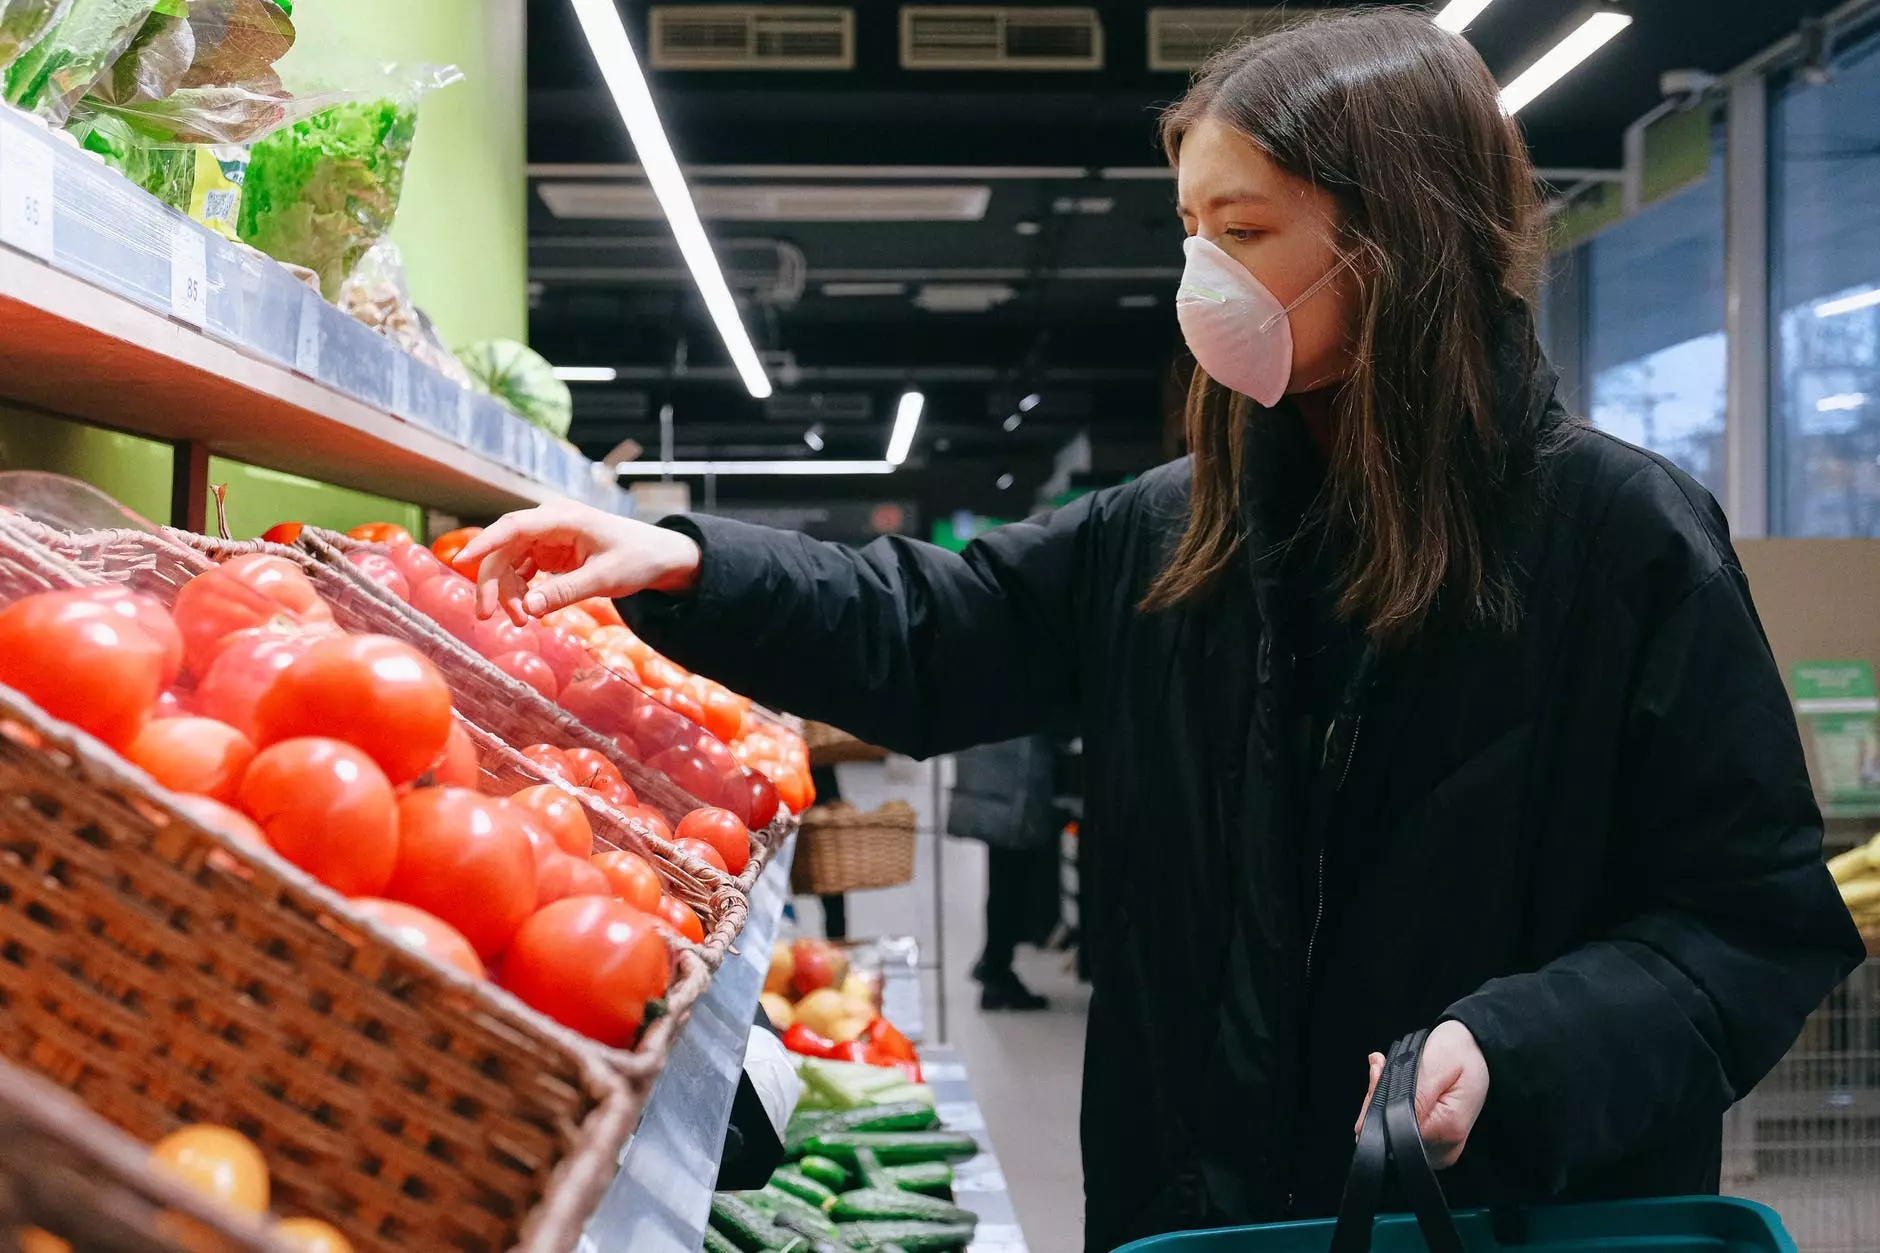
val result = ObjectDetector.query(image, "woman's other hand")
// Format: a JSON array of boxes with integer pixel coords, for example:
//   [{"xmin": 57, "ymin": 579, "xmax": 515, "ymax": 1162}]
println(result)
[
  {"xmin": 456, "ymin": 503, "xmax": 702, "ymax": 625},
  {"xmin": 1352, "ymin": 1020, "xmax": 1490, "ymax": 1169}
]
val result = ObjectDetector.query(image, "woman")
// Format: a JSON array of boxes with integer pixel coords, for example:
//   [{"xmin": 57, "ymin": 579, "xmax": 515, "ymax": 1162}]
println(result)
[{"xmin": 462, "ymin": 11, "xmax": 1861, "ymax": 1250}]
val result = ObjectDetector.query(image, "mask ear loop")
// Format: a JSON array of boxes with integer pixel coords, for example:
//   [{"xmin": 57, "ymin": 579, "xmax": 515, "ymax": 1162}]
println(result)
[{"xmin": 1256, "ymin": 250, "xmax": 1358, "ymax": 333}]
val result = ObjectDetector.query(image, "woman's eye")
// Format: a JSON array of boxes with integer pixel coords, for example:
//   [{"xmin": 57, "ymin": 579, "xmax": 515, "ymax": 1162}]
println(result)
[{"xmin": 1224, "ymin": 228, "xmax": 1262, "ymax": 243}]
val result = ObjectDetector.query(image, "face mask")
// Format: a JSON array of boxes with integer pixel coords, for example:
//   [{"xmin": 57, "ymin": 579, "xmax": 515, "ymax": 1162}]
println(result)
[{"xmin": 1175, "ymin": 235, "xmax": 1344, "ymax": 407}]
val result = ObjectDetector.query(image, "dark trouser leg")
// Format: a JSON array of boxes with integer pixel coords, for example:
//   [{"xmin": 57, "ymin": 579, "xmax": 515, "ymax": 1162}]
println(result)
[
  {"xmin": 821, "ymin": 893, "xmax": 848, "ymax": 940},
  {"xmin": 979, "ymin": 847, "xmax": 1028, "ymax": 975}
]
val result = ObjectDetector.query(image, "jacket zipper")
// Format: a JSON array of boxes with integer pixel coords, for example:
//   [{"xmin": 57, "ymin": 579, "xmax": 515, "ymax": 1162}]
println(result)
[{"xmin": 1304, "ymin": 714, "xmax": 1361, "ymax": 986}]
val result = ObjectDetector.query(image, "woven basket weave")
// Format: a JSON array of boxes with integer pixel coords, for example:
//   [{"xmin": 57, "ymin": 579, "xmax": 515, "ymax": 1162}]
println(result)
[
  {"xmin": 0, "ymin": 522, "xmax": 713, "ymax": 1252},
  {"xmin": 790, "ymin": 801, "xmax": 918, "ymax": 895},
  {"xmin": 803, "ymin": 720, "xmax": 891, "ymax": 766}
]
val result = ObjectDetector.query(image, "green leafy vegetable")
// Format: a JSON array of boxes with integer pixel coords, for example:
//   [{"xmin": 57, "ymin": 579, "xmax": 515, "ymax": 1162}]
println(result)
[
  {"xmin": 238, "ymin": 97, "xmax": 418, "ymax": 300},
  {"xmin": 3, "ymin": 0, "xmax": 159, "ymax": 121},
  {"xmin": 457, "ymin": 340, "xmax": 575, "ymax": 438},
  {"xmin": 0, "ymin": 0, "xmax": 73, "ymax": 73},
  {"xmin": 68, "ymin": 108, "xmax": 194, "ymax": 208}
]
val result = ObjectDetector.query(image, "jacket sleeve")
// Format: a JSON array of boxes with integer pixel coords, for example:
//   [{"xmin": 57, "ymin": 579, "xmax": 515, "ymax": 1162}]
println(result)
[
  {"xmin": 1444, "ymin": 560, "xmax": 1865, "ymax": 1195},
  {"xmin": 622, "ymin": 496, "xmax": 1104, "ymax": 759}
]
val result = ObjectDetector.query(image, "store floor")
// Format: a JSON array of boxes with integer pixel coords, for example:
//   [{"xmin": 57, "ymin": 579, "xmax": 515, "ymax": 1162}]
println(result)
[{"xmin": 794, "ymin": 757, "xmax": 1091, "ymax": 1253}]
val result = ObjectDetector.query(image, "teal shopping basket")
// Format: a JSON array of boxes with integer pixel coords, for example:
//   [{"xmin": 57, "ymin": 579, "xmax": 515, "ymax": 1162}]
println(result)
[{"xmin": 1115, "ymin": 1032, "xmax": 1795, "ymax": 1253}]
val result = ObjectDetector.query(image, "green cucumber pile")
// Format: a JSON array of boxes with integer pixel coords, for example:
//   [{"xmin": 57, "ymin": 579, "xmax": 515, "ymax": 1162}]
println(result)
[{"xmin": 708, "ymin": 1097, "xmax": 982, "ymax": 1252}]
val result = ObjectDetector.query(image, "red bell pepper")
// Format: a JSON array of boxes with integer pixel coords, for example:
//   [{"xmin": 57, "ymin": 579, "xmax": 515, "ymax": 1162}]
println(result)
[
  {"xmin": 782, "ymin": 1024, "xmax": 841, "ymax": 1059},
  {"xmin": 865, "ymin": 1017, "xmax": 919, "ymax": 1067}
]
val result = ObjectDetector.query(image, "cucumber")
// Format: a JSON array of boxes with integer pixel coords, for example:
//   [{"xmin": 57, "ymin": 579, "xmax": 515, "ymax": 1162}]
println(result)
[
  {"xmin": 853, "ymin": 1147, "xmax": 891, "ymax": 1191},
  {"xmin": 835, "ymin": 1221, "xmax": 977, "ymax": 1251},
  {"xmin": 797, "ymin": 1154, "xmax": 852, "ymax": 1192},
  {"xmin": 811, "ymin": 1101, "xmax": 938, "ymax": 1136},
  {"xmin": 831, "ymin": 1189, "xmax": 976, "ymax": 1225},
  {"xmin": 703, "ymin": 1226, "xmax": 744, "ymax": 1253},
  {"xmin": 880, "ymin": 1163, "xmax": 953, "ymax": 1197},
  {"xmin": 786, "ymin": 1111, "xmax": 831, "ymax": 1158},
  {"xmin": 769, "ymin": 1208, "xmax": 844, "ymax": 1253},
  {"xmin": 804, "ymin": 1131, "xmax": 979, "ymax": 1167},
  {"xmin": 770, "ymin": 1166, "xmax": 839, "ymax": 1211},
  {"xmin": 712, "ymin": 1194, "xmax": 806, "ymax": 1252},
  {"xmin": 748, "ymin": 1187, "xmax": 839, "ymax": 1238}
]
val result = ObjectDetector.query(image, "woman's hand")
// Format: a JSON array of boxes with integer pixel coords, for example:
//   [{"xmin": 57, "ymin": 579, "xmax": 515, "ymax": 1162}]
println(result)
[
  {"xmin": 455, "ymin": 502, "xmax": 702, "ymax": 625},
  {"xmin": 1352, "ymin": 1020, "xmax": 1490, "ymax": 1169}
]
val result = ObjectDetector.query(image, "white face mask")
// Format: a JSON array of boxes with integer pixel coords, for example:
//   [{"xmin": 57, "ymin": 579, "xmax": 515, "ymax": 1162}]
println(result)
[{"xmin": 1175, "ymin": 235, "xmax": 1345, "ymax": 407}]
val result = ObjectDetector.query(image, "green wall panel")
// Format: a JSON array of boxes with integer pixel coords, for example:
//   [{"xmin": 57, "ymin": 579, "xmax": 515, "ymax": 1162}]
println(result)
[
  {"xmin": 208, "ymin": 459, "xmax": 423, "ymax": 541},
  {"xmin": 0, "ymin": 406, "xmax": 173, "ymax": 522}
]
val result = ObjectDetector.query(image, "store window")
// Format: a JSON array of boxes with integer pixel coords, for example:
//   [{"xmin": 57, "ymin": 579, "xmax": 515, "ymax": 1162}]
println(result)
[
  {"xmin": 1583, "ymin": 132, "xmax": 1727, "ymax": 495},
  {"xmin": 1772, "ymin": 27, "xmax": 1880, "ymax": 536}
]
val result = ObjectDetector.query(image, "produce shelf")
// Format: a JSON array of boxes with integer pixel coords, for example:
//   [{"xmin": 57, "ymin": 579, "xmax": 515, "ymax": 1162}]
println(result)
[
  {"xmin": 583, "ymin": 839, "xmax": 798, "ymax": 1253},
  {"xmin": 922, "ymin": 1045, "xmax": 1032, "ymax": 1253},
  {"xmin": 0, "ymin": 106, "xmax": 624, "ymax": 520}
]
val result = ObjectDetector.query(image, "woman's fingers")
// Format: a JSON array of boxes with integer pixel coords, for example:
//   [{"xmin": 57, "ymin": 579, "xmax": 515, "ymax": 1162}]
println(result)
[
  {"xmin": 525, "ymin": 563, "xmax": 620, "ymax": 618},
  {"xmin": 1354, "ymin": 1052, "xmax": 1386, "ymax": 1138}
]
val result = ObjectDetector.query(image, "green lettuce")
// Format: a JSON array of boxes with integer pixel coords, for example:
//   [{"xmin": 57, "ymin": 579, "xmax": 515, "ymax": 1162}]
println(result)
[
  {"xmin": 3, "ymin": 0, "xmax": 159, "ymax": 121},
  {"xmin": 0, "ymin": 0, "xmax": 73, "ymax": 73}
]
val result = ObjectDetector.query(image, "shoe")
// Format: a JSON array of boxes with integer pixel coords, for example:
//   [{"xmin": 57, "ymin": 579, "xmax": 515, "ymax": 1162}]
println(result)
[{"xmin": 978, "ymin": 968, "xmax": 1048, "ymax": 1012}]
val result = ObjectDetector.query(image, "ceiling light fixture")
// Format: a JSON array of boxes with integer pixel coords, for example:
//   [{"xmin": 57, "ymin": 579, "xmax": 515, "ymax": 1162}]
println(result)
[
  {"xmin": 1019, "ymin": 393, "xmax": 1041, "ymax": 412},
  {"xmin": 1431, "ymin": 0, "xmax": 1497, "ymax": 34},
  {"xmin": 804, "ymin": 423, "xmax": 826, "ymax": 451},
  {"xmin": 886, "ymin": 391, "xmax": 926, "ymax": 466},
  {"xmin": 1004, "ymin": 414, "xmax": 1023, "ymax": 432},
  {"xmin": 1817, "ymin": 286, "xmax": 1880, "ymax": 319},
  {"xmin": 615, "ymin": 460, "xmax": 895, "ymax": 476},
  {"xmin": 1818, "ymin": 393, "xmax": 1869, "ymax": 413},
  {"xmin": 553, "ymin": 365, "xmax": 619, "ymax": 383},
  {"xmin": 566, "ymin": 0, "xmax": 772, "ymax": 399},
  {"xmin": 1499, "ymin": 7, "xmax": 1633, "ymax": 115},
  {"xmin": 996, "ymin": 473, "xmax": 1015, "ymax": 491}
]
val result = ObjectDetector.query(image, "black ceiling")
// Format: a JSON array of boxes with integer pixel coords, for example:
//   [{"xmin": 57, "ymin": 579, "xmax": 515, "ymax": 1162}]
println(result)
[{"xmin": 524, "ymin": 0, "xmax": 1832, "ymax": 520}]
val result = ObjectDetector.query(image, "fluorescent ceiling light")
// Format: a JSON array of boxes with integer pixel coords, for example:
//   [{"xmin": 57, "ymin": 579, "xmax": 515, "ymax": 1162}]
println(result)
[
  {"xmin": 615, "ymin": 460, "xmax": 894, "ymax": 476},
  {"xmin": 1818, "ymin": 393, "xmax": 1869, "ymax": 413},
  {"xmin": 1817, "ymin": 287, "xmax": 1880, "ymax": 318},
  {"xmin": 1499, "ymin": 10, "xmax": 1632, "ymax": 115},
  {"xmin": 567, "ymin": 0, "xmax": 771, "ymax": 399},
  {"xmin": 553, "ymin": 365, "xmax": 618, "ymax": 382},
  {"xmin": 1432, "ymin": 0, "xmax": 1497, "ymax": 34},
  {"xmin": 886, "ymin": 391, "xmax": 925, "ymax": 466},
  {"xmin": 537, "ymin": 182, "xmax": 991, "ymax": 223}
]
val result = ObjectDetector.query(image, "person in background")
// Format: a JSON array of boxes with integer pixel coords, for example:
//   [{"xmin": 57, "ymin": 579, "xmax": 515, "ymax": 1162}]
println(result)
[
  {"xmin": 457, "ymin": 11, "xmax": 1863, "ymax": 1249},
  {"xmin": 811, "ymin": 762, "xmax": 847, "ymax": 940},
  {"xmin": 946, "ymin": 734, "xmax": 1060, "ymax": 1010}
]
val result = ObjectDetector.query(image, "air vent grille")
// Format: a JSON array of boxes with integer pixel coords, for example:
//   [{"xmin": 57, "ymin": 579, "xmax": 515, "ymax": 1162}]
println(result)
[
  {"xmin": 650, "ymin": 6, "xmax": 854, "ymax": 69},
  {"xmin": 1147, "ymin": 8, "xmax": 1327, "ymax": 71},
  {"xmin": 901, "ymin": 6, "xmax": 1103, "ymax": 70}
]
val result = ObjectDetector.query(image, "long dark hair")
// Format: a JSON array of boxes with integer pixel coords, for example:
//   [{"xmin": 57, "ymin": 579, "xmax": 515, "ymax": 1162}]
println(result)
[{"xmin": 1144, "ymin": 8, "xmax": 1546, "ymax": 646}]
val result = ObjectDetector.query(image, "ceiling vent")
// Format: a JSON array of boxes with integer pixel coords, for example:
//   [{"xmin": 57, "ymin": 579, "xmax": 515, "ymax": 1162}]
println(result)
[
  {"xmin": 900, "ymin": 7, "xmax": 1103, "ymax": 70},
  {"xmin": 538, "ymin": 182, "xmax": 991, "ymax": 222},
  {"xmin": 1147, "ymin": 8, "xmax": 1325, "ymax": 72},
  {"xmin": 649, "ymin": 6, "xmax": 855, "ymax": 70},
  {"xmin": 764, "ymin": 392, "xmax": 875, "ymax": 422}
]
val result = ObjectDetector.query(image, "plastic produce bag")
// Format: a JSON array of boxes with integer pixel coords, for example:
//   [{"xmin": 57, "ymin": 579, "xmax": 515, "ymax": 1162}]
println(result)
[
  {"xmin": 0, "ymin": 0, "xmax": 73, "ymax": 73},
  {"xmin": 339, "ymin": 240, "xmax": 476, "ymax": 388},
  {"xmin": 456, "ymin": 340, "xmax": 574, "ymax": 439},
  {"xmin": 3, "ymin": 0, "xmax": 161, "ymax": 123},
  {"xmin": 84, "ymin": 0, "xmax": 297, "ymax": 143},
  {"xmin": 65, "ymin": 107, "xmax": 246, "ymax": 233},
  {"xmin": 237, "ymin": 65, "xmax": 459, "ymax": 300}
]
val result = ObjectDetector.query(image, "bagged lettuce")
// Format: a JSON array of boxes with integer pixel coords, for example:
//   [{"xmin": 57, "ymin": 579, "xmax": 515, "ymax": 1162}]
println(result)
[
  {"xmin": 3, "ymin": 0, "xmax": 160, "ymax": 122},
  {"xmin": 0, "ymin": 0, "xmax": 73, "ymax": 73}
]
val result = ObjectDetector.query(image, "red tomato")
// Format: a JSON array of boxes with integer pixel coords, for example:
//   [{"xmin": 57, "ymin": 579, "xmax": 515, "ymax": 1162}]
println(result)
[
  {"xmin": 473, "ymin": 614, "xmax": 538, "ymax": 660},
  {"xmin": 656, "ymin": 686, "xmax": 709, "ymax": 730},
  {"xmin": 410, "ymin": 575, "xmax": 478, "ymax": 645},
  {"xmin": 427, "ymin": 719, "xmax": 480, "ymax": 789},
  {"xmin": 388, "ymin": 540, "xmax": 449, "ymax": 588},
  {"xmin": 172, "ymin": 565, "xmax": 314, "ymax": 677},
  {"xmin": 491, "ymin": 650, "xmax": 558, "ymax": 700},
  {"xmin": 625, "ymin": 805, "xmax": 675, "ymax": 844},
  {"xmin": 431, "ymin": 527, "xmax": 486, "ymax": 578},
  {"xmin": 589, "ymin": 773, "xmax": 639, "ymax": 810},
  {"xmin": 591, "ymin": 849, "xmax": 663, "ymax": 913},
  {"xmin": 69, "ymin": 588, "xmax": 183, "ymax": 688},
  {"xmin": 646, "ymin": 743, "xmax": 727, "ymax": 808},
  {"xmin": 261, "ymin": 522, "xmax": 303, "ymax": 545},
  {"xmin": 611, "ymin": 733, "xmax": 643, "ymax": 763},
  {"xmin": 348, "ymin": 522, "xmax": 413, "ymax": 545},
  {"xmin": 254, "ymin": 635, "xmax": 453, "ymax": 786},
  {"xmin": 675, "ymin": 807, "xmax": 751, "ymax": 876},
  {"xmin": 0, "ymin": 590, "xmax": 167, "ymax": 749},
  {"xmin": 542, "ymin": 605, "xmax": 601, "ymax": 639},
  {"xmin": 699, "ymin": 685, "xmax": 745, "ymax": 743},
  {"xmin": 558, "ymin": 669, "xmax": 641, "ymax": 736},
  {"xmin": 531, "ymin": 851, "xmax": 580, "ymax": 908},
  {"xmin": 386, "ymin": 788, "xmax": 538, "ymax": 958},
  {"xmin": 674, "ymin": 837, "xmax": 729, "ymax": 875},
  {"xmin": 344, "ymin": 549, "xmax": 411, "ymax": 602},
  {"xmin": 223, "ymin": 554, "xmax": 333, "ymax": 624},
  {"xmin": 625, "ymin": 699, "xmax": 694, "ymax": 759},
  {"xmin": 237, "ymin": 738, "xmax": 399, "ymax": 895},
  {"xmin": 640, "ymin": 656, "xmax": 687, "ymax": 691},
  {"xmin": 348, "ymin": 898, "xmax": 484, "ymax": 980},
  {"xmin": 510, "ymin": 784, "xmax": 593, "ymax": 857},
  {"xmin": 126, "ymin": 717, "xmax": 256, "ymax": 804},
  {"xmin": 579, "ymin": 598, "xmax": 627, "ymax": 630},
  {"xmin": 654, "ymin": 894, "xmax": 706, "ymax": 944},
  {"xmin": 535, "ymin": 627, "xmax": 593, "ymax": 690},
  {"xmin": 520, "ymin": 743, "xmax": 576, "ymax": 783},
  {"xmin": 563, "ymin": 747, "xmax": 624, "ymax": 791},
  {"xmin": 728, "ymin": 768, "xmax": 781, "ymax": 831},
  {"xmin": 155, "ymin": 688, "xmax": 193, "ymax": 718},
  {"xmin": 563, "ymin": 856, "xmax": 611, "ymax": 899},
  {"xmin": 194, "ymin": 629, "xmax": 313, "ymax": 741},
  {"xmin": 171, "ymin": 794, "xmax": 267, "ymax": 850},
  {"xmin": 692, "ymin": 732, "xmax": 741, "ymax": 780},
  {"xmin": 775, "ymin": 768, "xmax": 813, "ymax": 814},
  {"xmin": 500, "ymin": 897, "xmax": 670, "ymax": 1046}
]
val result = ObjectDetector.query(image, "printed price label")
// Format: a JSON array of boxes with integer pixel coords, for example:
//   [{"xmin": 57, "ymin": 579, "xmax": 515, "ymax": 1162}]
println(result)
[
  {"xmin": 170, "ymin": 223, "xmax": 207, "ymax": 326},
  {"xmin": 0, "ymin": 124, "xmax": 55, "ymax": 261}
]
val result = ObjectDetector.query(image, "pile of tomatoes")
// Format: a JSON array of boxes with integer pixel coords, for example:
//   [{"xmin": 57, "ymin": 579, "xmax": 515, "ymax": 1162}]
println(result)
[
  {"xmin": 0, "ymin": 555, "xmax": 755, "ymax": 1050},
  {"xmin": 272, "ymin": 520, "xmax": 809, "ymax": 829}
]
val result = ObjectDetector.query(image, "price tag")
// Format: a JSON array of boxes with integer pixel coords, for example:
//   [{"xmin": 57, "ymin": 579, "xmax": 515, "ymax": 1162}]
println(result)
[
  {"xmin": 169, "ymin": 223, "xmax": 207, "ymax": 326},
  {"xmin": 0, "ymin": 123, "xmax": 55, "ymax": 261}
]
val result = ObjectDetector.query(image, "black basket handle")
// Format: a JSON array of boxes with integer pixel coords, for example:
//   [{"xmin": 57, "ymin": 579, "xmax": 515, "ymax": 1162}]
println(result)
[{"xmin": 1329, "ymin": 1030, "xmax": 1465, "ymax": 1253}]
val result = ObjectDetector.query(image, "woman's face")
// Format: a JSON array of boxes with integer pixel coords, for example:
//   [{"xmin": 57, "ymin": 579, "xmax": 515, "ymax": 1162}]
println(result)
[{"xmin": 1176, "ymin": 116, "xmax": 1361, "ymax": 395}]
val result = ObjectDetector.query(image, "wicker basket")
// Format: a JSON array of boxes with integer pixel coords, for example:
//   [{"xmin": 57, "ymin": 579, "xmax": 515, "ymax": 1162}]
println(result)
[
  {"xmin": 790, "ymin": 801, "xmax": 918, "ymax": 895},
  {"xmin": 0, "ymin": 522, "xmax": 714, "ymax": 1252},
  {"xmin": 803, "ymin": 720, "xmax": 891, "ymax": 767}
]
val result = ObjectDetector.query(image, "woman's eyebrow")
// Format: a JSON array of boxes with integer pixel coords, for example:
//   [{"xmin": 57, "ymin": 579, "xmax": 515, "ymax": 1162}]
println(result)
[{"xmin": 1175, "ymin": 190, "xmax": 1275, "ymax": 216}]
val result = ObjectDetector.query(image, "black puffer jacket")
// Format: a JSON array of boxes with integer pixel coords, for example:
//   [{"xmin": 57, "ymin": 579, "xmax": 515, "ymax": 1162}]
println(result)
[{"xmin": 627, "ymin": 326, "xmax": 1863, "ymax": 1253}]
